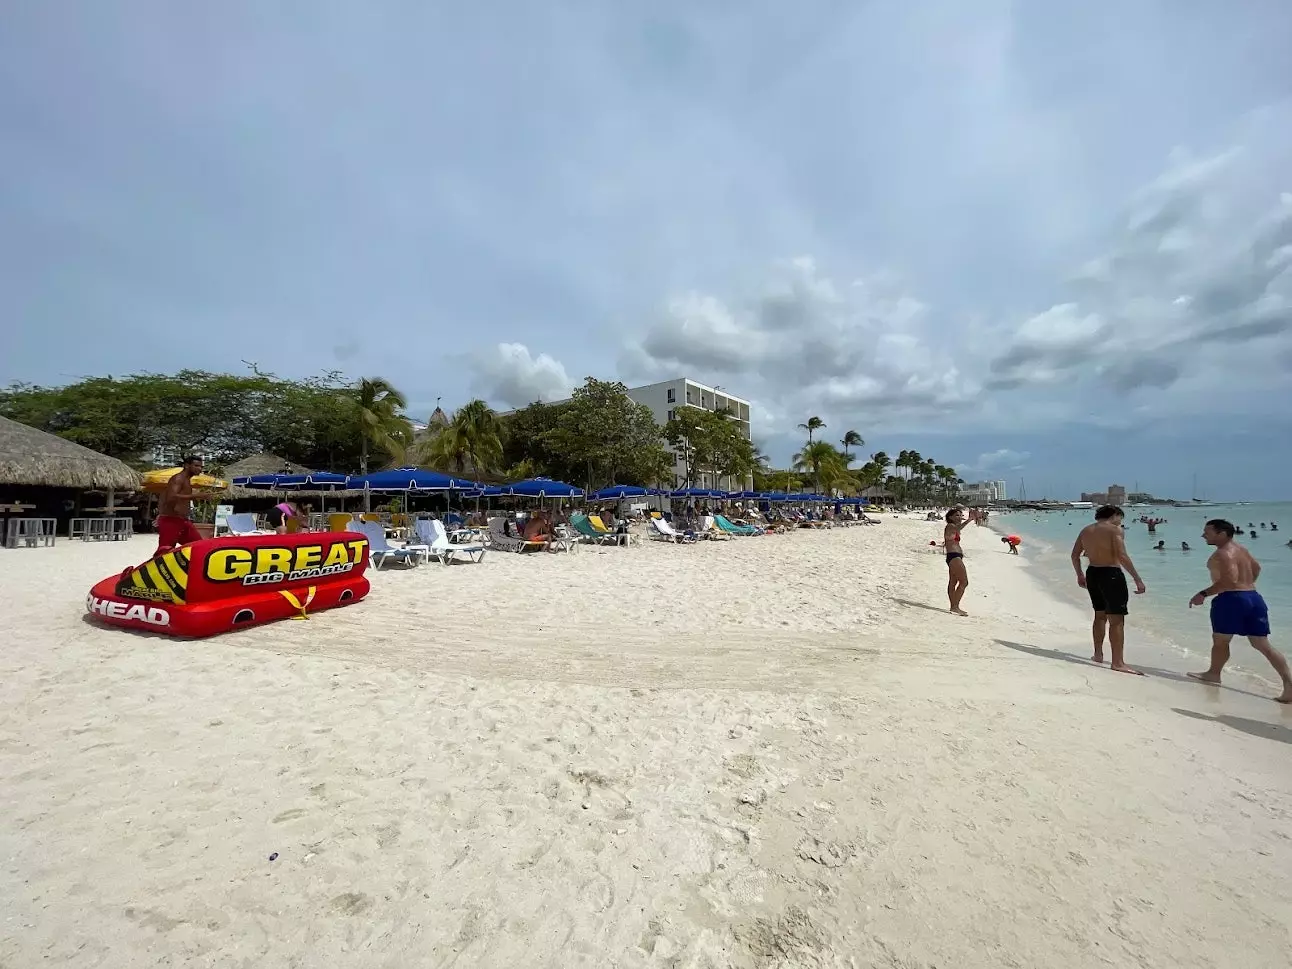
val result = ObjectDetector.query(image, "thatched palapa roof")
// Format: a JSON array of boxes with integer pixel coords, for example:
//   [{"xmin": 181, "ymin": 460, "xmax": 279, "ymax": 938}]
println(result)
[
  {"xmin": 0, "ymin": 416, "xmax": 142, "ymax": 490},
  {"xmin": 223, "ymin": 452, "xmax": 310, "ymax": 479}
]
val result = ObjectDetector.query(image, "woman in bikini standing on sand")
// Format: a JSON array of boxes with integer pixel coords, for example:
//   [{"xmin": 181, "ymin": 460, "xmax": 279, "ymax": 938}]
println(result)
[{"xmin": 944, "ymin": 508, "xmax": 971, "ymax": 616}]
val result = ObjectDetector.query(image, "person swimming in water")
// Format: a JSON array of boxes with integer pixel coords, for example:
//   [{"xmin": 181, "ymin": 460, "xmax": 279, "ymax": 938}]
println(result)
[
  {"xmin": 1181, "ymin": 541, "xmax": 1190, "ymax": 551},
  {"xmin": 1188, "ymin": 519, "xmax": 1292, "ymax": 704},
  {"xmin": 943, "ymin": 508, "xmax": 971, "ymax": 616},
  {"xmin": 1071, "ymin": 505, "xmax": 1146, "ymax": 674},
  {"xmin": 1154, "ymin": 540, "xmax": 1166, "ymax": 550}
]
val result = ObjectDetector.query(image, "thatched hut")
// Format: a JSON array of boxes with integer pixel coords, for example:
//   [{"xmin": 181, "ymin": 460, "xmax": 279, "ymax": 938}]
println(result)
[
  {"xmin": 223, "ymin": 452, "xmax": 310, "ymax": 480},
  {"xmin": 0, "ymin": 416, "xmax": 141, "ymax": 491}
]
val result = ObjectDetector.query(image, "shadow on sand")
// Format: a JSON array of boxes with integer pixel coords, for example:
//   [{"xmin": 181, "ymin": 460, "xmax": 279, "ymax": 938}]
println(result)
[
  {"xmin": 1173, "ymin": 708, "xmax": 1292, "ymax": 746},
  {"xmin": 993, "ymin": 639, "xmax": 1272, "ymax": 703},
  {"xmin": 890, "ymin": 597, "xmax": 951, "ymax": 615}
]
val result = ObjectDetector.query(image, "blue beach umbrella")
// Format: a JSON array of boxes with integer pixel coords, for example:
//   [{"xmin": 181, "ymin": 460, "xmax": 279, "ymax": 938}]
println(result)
[
  {"xmin": 590, "ymin": 484, "xmax": 657, "ymax": 500},
  {"xmin": 669, "ymin": 487, "xmax": 725, "ymax": 500},
  {"xmin": 350, "ymin": 468, "xmax": 473, "ymax": 492},
  {"xmin": 503, "ymin": 477, "xmax": 585, "ymax": 499},
  {"xmin": 232, "ymin": 471, "xmax": 353, "ymax": 490}
]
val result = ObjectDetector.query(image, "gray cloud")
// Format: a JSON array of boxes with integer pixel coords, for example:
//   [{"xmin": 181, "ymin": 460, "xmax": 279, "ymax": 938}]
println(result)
[
  {"xmin": 622, "ymin": 257, "xmax": 975, "ymax": 431},
  {"xmin": 988, "ymin": 150, "xmax": 1292, "ymax": 401},
  {"xmin": 467, "ymin": 343, "xmax": 574, "ymax": 409}
]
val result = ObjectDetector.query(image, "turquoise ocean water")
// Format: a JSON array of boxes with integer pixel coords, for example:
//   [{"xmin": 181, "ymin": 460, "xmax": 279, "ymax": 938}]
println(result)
[{"xmin": 990, "ymin": 502, "xmax": 1292, "ymax": 663}]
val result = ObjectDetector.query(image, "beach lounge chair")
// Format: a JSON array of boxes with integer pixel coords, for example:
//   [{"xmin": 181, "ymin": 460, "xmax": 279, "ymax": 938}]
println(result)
[
  {"xmin": 650, "ymin": 518, "xmax": 696, "ymax": 543},
  {"xmin": 223, "ymin": 513, "xmax": 267, "ymax": 537},
  {"xmin": 415, "ymin": 519, "xmax": 486, "ymax": 564},
  {"xmin": 588, "ymin": 513, "xmax": 633, "ymax": 546},
  {"xmin": 570, "ymin": 513, "xmax": 618, "ymax": 545},
  {"xmin": 350, "ymin": 520, "xmax": 427, "ymax": 568},
  {"xmin": 700, "ymin": 515, "xmax": 732, "ymax": 540},
  {"xmin": 714, "ymin": 514, "xmax": 759, "ymax": 536},
  {"xmin": 488, "ymin": 517, "xmax": 548, "ymax": 553}
]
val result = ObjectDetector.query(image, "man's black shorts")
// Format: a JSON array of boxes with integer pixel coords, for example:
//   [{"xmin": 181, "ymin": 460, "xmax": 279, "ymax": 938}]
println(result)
[{"xmin": 1085, "ymin": 565, "xmax": 1129, "ymax": 616}]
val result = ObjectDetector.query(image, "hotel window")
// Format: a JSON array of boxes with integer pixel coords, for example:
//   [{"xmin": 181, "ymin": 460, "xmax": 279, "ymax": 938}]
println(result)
[
  {"xmin": 667, "ymin": 409, "xmax": 674, "ymax": 421},
  {"xmin": 666, "ymin": 388, "xmax": 675, "ymax": 403}
]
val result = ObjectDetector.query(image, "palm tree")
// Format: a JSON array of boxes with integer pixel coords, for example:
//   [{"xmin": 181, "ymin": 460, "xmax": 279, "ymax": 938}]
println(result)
[
  {"xmin": 936, "ymin": 465, "xmax": 959, "ymax": 502},
  {"xmin": 452, "ymin": 398, "xmax": 502, "ymax": 477},
  {"xmin": 418, "ymin": 398, "xmax": 503, "ymax": 479},
  {"xmin": 354, "ymin": 377, "xmax": 412, "ymax": 475},
  {"xmin": 870, "ymin": 451, "xmax": 891, "ymax": 478},
  {"xmin": 840, "ymin": 430, "xmax": 864, "ymax": 465},
  {"xmin": 793, "ymin": 440, "xmax": 847, "ymax": 495},
  {"xmin": 798, "ymin": 416, "xmax": 826, "ymax": 443}
]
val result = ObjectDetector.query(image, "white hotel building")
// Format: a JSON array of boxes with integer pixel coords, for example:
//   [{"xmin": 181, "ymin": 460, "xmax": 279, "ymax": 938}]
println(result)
[{"xmin": 623, "ymin": 378, "xmax": 753, "ymax": 492}]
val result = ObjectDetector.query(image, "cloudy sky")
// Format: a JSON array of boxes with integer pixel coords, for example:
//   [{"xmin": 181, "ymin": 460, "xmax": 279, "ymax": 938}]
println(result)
[{"xmin": 3, "ymin": 2, "xmax": 1291, "ymax": 499}]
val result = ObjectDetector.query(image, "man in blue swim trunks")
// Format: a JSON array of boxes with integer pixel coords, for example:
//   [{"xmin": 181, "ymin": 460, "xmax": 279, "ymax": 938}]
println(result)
[{"xmin": 1188, "ymin": 518, "xmax": 1292, "ymax": 703}]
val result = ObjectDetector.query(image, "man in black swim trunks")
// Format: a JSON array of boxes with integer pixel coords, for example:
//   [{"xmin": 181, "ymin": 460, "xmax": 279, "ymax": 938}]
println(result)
[{"xmin": 1071, "ymin": 505, "xmax": 1147, "ymax": 674}]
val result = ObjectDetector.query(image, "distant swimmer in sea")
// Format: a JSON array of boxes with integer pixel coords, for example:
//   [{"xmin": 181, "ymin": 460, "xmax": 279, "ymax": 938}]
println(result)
[
  {"xmin": 943, "ymin": 508, "xmax": 972, "ymax": 616},
  {"xmin": 1249, "ymin": 530, "xmax": 1258, "ymax": 539},
  {"xmin": 1270, "ymin": 521, "xmax": 1278, "ymax": 531},
  {"xmin": 1188, "ymin": 519, "xmax": 1292, "ymax": 704},
  {"xmin": 1071, "ymin": 505, "xmax": 1146, "ymax": 674},
  {"xmin": 1154, "ymin": 540, "xmax": 1166, "ymax": 550},
  {"xmin": 1181, "ymin": 541, "xmax": 1191, "ymax": 551}
]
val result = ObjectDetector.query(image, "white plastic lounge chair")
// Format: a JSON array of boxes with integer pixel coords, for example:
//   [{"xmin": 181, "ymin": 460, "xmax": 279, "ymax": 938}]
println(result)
[
  {"xmin": 417, "ymin": 519, "xmax": 486, "ymax": 564},
  {"xmin": 351, "ymin": 521, "xmax": 427, "ymax": 568},
  {"xmin": 650, "ymin": 518, "xmax": 696, "ymax": 543},
  {"xmin": 223, "ymin": 513, "xmax": 266, "ymax": 537}
]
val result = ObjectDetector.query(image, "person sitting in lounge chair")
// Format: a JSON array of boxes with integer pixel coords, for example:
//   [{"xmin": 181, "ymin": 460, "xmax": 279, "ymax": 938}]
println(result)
[{"xmin": 523, "ymin": 510, "xmax": 552, "ymax": 546}]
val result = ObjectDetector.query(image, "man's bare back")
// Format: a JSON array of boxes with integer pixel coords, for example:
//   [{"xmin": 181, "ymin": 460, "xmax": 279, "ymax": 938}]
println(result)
[
  {"xmin": 1074, "ymin": 521, "xmax": 1122, "ymax": 567},
  {"xmin": 1204, "ymin": 541, "xmax": 1259, "ymax": 594}
]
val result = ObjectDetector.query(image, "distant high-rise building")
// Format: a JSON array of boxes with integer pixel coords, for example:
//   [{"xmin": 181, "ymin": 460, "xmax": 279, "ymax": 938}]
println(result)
[
  {"xmin": 960, "ymin": 480, "xmax": 1007, "ymax": 504},
  {"xmin": 1080, "ymin": 484, "xmax": 1129, "ymax": 506}
]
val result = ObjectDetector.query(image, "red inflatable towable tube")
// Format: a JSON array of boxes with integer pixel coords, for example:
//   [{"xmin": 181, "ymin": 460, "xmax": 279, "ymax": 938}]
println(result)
[{"xmin": 86, "ymin": 532, "xmax": 371, "ymax": 637}]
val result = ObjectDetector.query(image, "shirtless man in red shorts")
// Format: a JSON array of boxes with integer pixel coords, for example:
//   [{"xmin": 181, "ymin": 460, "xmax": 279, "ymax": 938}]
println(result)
[{"xmin": 155, "ymin": 455, "xmax": 204, "ymax": 553}]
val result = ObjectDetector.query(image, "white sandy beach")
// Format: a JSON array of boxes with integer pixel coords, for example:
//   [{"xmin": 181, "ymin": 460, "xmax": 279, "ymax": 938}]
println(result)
[{"xmin": 2, "ymin": 518, "xmax": 1290, "ymax": 968}]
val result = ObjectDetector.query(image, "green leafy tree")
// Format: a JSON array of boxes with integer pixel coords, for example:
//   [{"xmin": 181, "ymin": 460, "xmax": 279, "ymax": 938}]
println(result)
[
  {"xmin": 499, "ymin": 401, "xmax": 578, "ymax": 483},
  {"xmin": 546, "ymin": 378, "xmax": 669, "ymax": 491}
]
